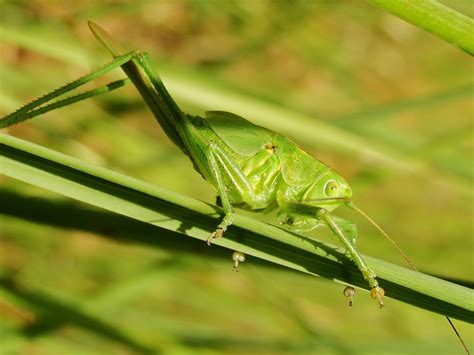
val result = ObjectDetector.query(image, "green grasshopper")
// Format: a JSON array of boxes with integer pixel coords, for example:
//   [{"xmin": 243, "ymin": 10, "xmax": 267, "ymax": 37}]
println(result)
[
  {"xmin": 2, "ymin": 22, "xmax": 469, "ymax": 353},
  {"xmin": 0, "ymin": 22, "xmax": 423, "ymax": 309}
]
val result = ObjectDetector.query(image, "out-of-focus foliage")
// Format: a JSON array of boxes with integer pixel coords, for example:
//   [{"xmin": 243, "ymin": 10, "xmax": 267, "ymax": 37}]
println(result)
[
  {"xmin": 0, "ymin": 1, "xmax": 472, "ymax": 354},
  {"xmin": 367, "ymin": 0, "xmax": 474, "ymax": 54}
]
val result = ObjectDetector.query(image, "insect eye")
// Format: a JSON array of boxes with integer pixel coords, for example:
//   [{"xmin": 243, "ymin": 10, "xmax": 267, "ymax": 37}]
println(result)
[{"xmin": 324, "ymin": 180, "xmax": 339, "ymax": 197}]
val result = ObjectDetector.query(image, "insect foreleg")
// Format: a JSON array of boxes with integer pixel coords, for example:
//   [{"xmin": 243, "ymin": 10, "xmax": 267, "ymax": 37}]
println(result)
[
  {"xmin": 205, "ymin": 143, "xmax": 258, "ymax": 245},
  {"xmin": 284, "ymin": 202, "xmax": 385, "ymax": 308}
]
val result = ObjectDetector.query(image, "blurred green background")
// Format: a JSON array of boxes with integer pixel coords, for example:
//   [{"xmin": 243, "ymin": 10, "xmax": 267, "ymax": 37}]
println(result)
[{"xmin": 0, "ymin": 1, "xmax": 472, "ymax": 354}]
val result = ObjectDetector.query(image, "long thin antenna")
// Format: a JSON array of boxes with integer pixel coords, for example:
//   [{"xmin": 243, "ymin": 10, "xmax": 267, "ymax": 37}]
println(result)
[
  {"xmin": 349, "ymin": 203, "xmax": 470, "ymax": 355},
  {"xmin": 350, "ymin": 204, "xmax": 416, "ymax": 270}
]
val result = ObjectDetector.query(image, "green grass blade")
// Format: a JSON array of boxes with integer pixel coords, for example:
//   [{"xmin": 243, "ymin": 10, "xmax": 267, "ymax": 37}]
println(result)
[
  {"xmin": 333, "ymin": 83, "xmax": 473, "ymax": 124},
  {"xmin": 0, "ymin": 25, "xmax": 94, "ymax": 67},
  {"xmin": 0, "ymin": 280, "xmax": 156, "ymax": 355},
  {"xmin": 367, "ymin": 0, "xmax": 474, "ymax": 54},
  {"xmin": 1, "ymin": 132, "xmax": 472, "ymax": 323}
]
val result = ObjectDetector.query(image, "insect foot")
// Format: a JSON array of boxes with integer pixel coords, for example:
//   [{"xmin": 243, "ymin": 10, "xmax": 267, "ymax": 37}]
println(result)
[
  {"xmin": 232, "ymin": 251, "xmax": 246, "ymax": 271},
  {"xmin": 207, "ymin": 214, "xmax": 234, "ymax": 246},
  {"xmin": 343, "ymin": 286, "xmax": 356, "ymax": 306},
  {"xmin": 370, "ymin": 286, "xmax": 385, "ymax": 309},
  {"xmin": 206, "ymin": 228, "xmax": 224, "ymax": 246}
]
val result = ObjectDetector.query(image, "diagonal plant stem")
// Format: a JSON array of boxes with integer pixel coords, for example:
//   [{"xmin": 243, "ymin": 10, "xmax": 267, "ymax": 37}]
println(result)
[
  {"xmin": 1, "ymin": 132, "xmax": 472, "ymax": 323},
  {"xmin": 367, "ymin": 0, "xmax": 474, "ymax": 54}
]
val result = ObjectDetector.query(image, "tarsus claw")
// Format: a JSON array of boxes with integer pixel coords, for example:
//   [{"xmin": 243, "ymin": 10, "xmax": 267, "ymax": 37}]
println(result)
[
  {"xmin": 206, "ymin": 227, "xmax": 224, "ymax": 246},
  {"xmin": 370, "ymin": 286, "xmax": 385, "ymax": 309}
]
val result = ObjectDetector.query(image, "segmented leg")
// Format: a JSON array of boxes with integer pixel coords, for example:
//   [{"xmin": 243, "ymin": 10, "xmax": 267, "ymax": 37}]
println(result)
[
  {"xmin": 331, "ymin": 215, "xmax": 357, "ymax": 246},
  {"xmin": 206, "ymin": 147, "xmax": 235, "ymax": 245},
  {"xmin": 284, "ymin": 202, "xmax": 385, "ymax": 308},
  {"xmin": 0, "ymin": 52, "xmax": 138, "ymax": 128},
  {"xmin": 205, "ymin": 143, "xmax": 258, "ymax": 245},
  {"xmin": 318, "ymin": 209, "xmax": 384, "ymax": 307}
]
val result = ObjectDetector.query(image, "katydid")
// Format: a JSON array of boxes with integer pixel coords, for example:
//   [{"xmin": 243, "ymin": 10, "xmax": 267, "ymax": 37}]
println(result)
[
  {"xmin": 0, "ymin": 22, "xmax": 454, "ymax": 311},
  {"xmin": 0, "ymin": 23, "xmax": 421, "ymax": 308},
  {"xmin": 1, "ymin": 23, "xmax": 470, "ymax": 352}
]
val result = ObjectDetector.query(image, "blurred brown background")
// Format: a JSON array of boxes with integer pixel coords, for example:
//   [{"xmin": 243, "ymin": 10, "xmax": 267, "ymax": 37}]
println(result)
[{"xmin": 0, "ymin": 1, "xmax": 472, "ymax": 354}]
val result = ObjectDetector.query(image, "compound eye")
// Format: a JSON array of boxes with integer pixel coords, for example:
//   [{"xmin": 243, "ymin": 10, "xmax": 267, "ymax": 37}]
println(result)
[{"xmin": 324, "ymin": 180, "xmax": 340, "ymax": 197}]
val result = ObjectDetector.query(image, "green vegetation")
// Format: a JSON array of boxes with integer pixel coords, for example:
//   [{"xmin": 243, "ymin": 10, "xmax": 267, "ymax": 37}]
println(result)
[
  {"xmin": 0, "ymin": 1, "xmax": 472, "ymax": 354},
  {"xmin": 367, "ymin": 0, "xmax": 474, "ymax": 54}
]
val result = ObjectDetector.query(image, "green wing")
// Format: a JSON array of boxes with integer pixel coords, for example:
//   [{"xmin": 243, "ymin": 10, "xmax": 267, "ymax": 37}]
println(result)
[
  {"xmin": 205, "ymin": 111, "xmax": 275, "ymax": 157},
  {"xmin": 273, "ymin": 134, "xmax": 328, "ymax": 186}
]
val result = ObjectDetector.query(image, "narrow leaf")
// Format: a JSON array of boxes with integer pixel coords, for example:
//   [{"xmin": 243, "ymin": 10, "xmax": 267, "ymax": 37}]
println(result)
[
  {"xmin": 367, "ymin": 0, "xmax": 474, "ymax": 54},
  {"xmin": 1, "ymin": 133, "xmax": 472, "ymax": 322}
]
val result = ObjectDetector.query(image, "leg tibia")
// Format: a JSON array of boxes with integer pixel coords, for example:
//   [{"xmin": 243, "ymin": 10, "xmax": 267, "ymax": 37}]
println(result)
[
  {"xmin": 206, "ymin": 148, "xmax": 235, "ymax": 245},
  {"xmin": 331, "ymin": 215, "xmax": 357, "ymax": 246},
  {"xmin": 283, "ymin": 202, "xmax": 384, "ymax": 308},
  {"xmin": 318, "ymin": 208, "xmax": 384, "ymax": 307},
  {"xmin": 0, "ymin": 52, "xmax": 138, "ymax": 128}
]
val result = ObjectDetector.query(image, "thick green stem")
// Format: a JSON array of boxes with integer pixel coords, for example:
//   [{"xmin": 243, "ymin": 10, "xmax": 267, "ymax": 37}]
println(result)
[
  {"xmin": 1, "ymin": 133, "xmax": 473, "ymax": 323},
  {"xmin": 367, "ymin": 0, "xmax": 474, "ymax": 55}
]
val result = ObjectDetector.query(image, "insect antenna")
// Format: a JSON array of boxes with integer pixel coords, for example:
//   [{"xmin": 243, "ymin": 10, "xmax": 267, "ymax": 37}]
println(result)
[
  {"xmin": 348, "ymin": 203, "xmax": 416, "ymax": 270},
  {"xmin": 348, "ymin": 203, "xmax": 471, "ymax": 355}
]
